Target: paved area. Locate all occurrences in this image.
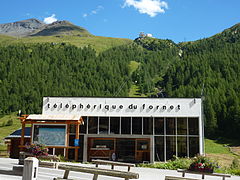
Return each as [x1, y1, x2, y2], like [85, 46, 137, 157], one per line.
[0, 158, 239, 180]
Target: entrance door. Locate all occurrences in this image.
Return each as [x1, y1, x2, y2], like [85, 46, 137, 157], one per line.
[116, 139, 135, 163]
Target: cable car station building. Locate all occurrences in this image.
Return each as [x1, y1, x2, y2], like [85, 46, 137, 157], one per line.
[20, 97, 204, 163]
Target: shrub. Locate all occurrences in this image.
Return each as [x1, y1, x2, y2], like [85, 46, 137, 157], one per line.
[189, 155, 219, 172]
[25, 143, 48, 157]
[138, 157, 192, 170]
[230, 158, 240, 169]
[0, 121, 6, 127]
[6, 119, 13, 126]
[228, 169, 240, 176]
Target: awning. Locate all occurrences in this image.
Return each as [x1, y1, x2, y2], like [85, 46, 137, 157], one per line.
[26, 114, 82, 121]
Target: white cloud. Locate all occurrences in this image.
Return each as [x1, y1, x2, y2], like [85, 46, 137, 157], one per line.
[43, 14, 57, 24]
[83, 5, 104, 18]
[123, 0, 168, 17]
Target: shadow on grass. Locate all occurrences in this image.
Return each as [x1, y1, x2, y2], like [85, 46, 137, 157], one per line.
[209, 137, 240, 147]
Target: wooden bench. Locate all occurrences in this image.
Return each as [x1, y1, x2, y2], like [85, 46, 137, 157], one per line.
[55, 164, 139, 180]
[19, 151, 60, 165]
[92, 159, 135, 172]
[165, 176, 200, 180]
[177, 169, 231, 180]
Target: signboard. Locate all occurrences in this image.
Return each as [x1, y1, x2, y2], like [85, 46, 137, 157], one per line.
[33, 125, 66, 146]
[42, 97, 202, 117]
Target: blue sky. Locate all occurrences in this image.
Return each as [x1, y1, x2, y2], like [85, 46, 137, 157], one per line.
[0, 0, 239, 42]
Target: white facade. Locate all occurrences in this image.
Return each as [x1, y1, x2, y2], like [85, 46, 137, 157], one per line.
[39, 97, 204, 162]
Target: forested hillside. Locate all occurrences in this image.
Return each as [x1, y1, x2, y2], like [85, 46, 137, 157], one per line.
[133, 24, 240, 139]
[0, 23, 240, 139]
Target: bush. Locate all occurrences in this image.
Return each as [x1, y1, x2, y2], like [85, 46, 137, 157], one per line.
[6, 119, 13, 126]
[0, 122, 6, 127]
[138, 156, 240, 176]
[138, 157, 192, 170]
[230, 158, 240, 169]
[25, 143, 48, 157]
[189, 155, 219, 172]
[228, 169, 240, 176]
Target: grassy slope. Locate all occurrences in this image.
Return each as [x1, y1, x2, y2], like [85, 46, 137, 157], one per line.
[205, 139, 240, 168]
[0, 112, 21, 143]
[0, 34, 132, 53]
[128, 60, 148, 97]
[0, 112, 22, 151]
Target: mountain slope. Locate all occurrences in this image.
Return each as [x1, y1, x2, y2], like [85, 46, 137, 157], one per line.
[0, 19, 91, 37]
[0, 19, 45, 37]
[31, 20, 91, 37]
[0, 19, 131, 53]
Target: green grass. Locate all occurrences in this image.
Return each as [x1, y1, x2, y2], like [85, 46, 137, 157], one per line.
[128, 84, 147, 97]
[0, 35, 132, 53]
[205, 138, 232, 154]
[0, 112, 21, 143]
[128, 61, 140, 75]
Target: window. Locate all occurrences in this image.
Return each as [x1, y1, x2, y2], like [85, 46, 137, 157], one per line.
[121, 117, 131, 134]
[143, 117, 153, 134]
[177, 118, 187, 135]
[154, 117, 164, 135]
[166, 136, 176, 160]
[166, 118, 176, 135]
[99, 117, 109, 134]
[132, 117, 142, 134]
[188, 118, 199, 135]
[154, 136, 164, 161]
[110, 117, 120, 134]
[88, 117, 98, 134]
[189, 137, 199, 157]
[177, 137, 187, 157]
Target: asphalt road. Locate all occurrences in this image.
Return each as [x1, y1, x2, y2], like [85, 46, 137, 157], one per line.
[0, 158, 239, 180]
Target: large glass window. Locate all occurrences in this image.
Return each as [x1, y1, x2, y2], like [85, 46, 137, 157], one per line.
[99, 117, 109, 134]
[121, 117, 131, 134]
[132, 117, 142, 134]
[110, 117, 120, 134]
[143, 117, 153, 134]
[188, 118, 199, 135]
[166, 136, 176, 160]
[177, 118, 187, 135]
[189, 137, 199, 157]
[154, 117, 164, 135]
[166, 118, 176, 135]
[88, 117, 98, 134]
[177, 137, 187, 157]
[154, 136, 164, 161]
